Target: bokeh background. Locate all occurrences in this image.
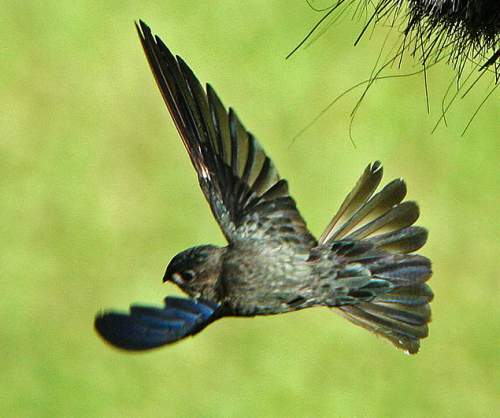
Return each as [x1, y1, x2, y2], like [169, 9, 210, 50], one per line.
[2, 1, 499, 417]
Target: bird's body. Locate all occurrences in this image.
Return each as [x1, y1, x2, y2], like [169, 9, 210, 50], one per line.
[221, 241, 313, 315]
[95, 20, 434, 354]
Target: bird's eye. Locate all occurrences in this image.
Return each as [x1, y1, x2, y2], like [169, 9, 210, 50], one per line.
[171, 271, 194, 286]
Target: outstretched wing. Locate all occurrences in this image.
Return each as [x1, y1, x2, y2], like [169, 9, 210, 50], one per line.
[136, 21, 315, 248]
[95, 297, 220, 351]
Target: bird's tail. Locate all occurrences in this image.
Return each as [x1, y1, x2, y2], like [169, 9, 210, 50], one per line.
[319, 162, 433, 354]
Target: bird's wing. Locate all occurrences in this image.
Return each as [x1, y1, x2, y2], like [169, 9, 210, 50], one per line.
[136, 21, 315, 248]
[95, 296, 220, 350]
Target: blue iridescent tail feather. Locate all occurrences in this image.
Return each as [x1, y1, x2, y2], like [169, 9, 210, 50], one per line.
[95, 297, 220, 350]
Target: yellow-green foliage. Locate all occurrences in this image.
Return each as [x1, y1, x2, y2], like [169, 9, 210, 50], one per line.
[2, 1, 498, 417]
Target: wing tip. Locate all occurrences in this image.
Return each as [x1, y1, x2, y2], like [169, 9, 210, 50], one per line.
[135, 19, 150, 39]
[370, 160, 383, 173]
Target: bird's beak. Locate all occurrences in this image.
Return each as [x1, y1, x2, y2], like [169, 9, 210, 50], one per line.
[162, 269, 172, 283]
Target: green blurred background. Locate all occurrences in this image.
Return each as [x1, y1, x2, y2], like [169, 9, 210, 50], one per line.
[2, 1, 499, 417]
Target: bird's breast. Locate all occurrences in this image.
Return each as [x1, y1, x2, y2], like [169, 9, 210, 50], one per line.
[220, 244, 313, 315]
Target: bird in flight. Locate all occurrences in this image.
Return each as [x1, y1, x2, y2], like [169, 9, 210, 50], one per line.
[95, 20, 433, 354]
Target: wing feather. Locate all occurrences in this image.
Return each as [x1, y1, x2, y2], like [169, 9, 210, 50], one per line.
[136, 20, 314, 248]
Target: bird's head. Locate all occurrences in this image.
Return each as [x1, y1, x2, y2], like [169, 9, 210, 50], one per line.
[164, 245, 223, 299]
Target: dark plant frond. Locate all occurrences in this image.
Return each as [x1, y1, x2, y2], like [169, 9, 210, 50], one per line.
[290, 0, 499, 133]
